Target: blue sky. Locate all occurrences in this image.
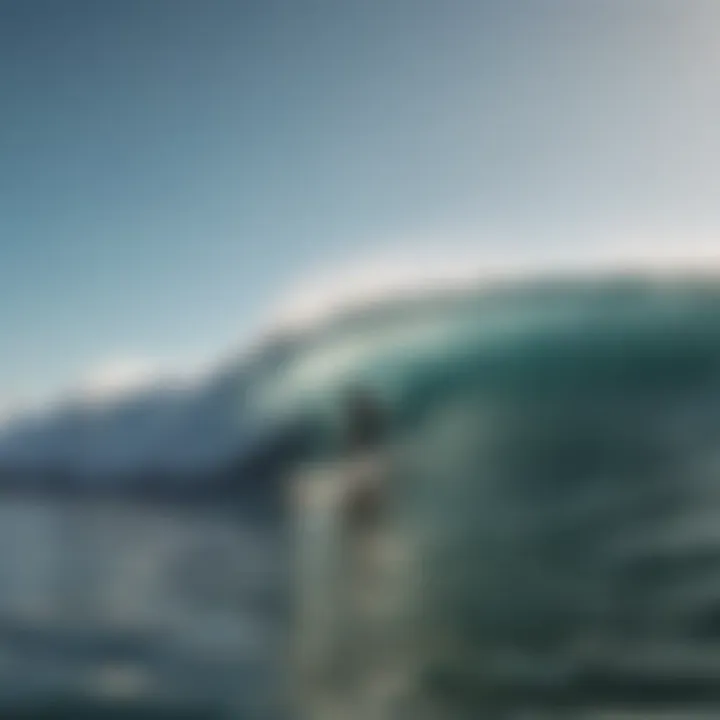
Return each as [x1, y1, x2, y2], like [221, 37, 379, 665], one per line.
[2, 0, 720, 412]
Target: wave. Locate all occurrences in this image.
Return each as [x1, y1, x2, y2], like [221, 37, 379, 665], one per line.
[283, 275, 720, 716]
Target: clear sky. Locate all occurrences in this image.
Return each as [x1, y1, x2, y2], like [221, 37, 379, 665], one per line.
[2, 0, 720, 412]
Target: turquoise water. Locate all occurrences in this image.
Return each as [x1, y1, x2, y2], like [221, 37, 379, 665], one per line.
[275, 278, 720, 717]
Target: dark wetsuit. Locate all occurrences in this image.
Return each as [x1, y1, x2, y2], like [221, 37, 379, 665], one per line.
[344, 389, 386, 454]
[341, 389, 387, 530]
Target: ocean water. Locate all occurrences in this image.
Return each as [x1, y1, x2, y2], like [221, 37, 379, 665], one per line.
[0, 496, 285, 719]
[8, 278, 720, 719]
[278, 278, 720, 718]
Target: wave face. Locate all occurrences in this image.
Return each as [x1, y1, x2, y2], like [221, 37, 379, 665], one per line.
[275, 277, 720, 718]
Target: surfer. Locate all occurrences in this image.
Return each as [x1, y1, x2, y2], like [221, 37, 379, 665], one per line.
[344, 385, 386, 455]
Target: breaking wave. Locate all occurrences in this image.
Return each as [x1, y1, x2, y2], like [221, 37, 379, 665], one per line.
[273, 275, 720, 716]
